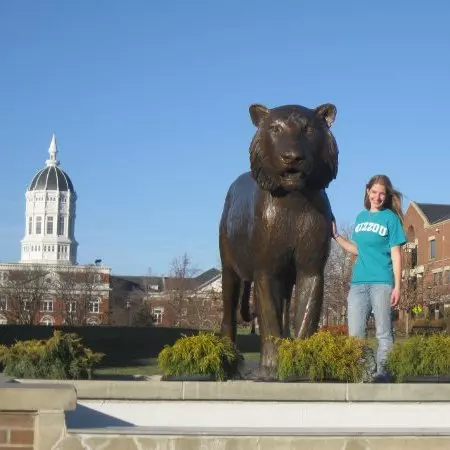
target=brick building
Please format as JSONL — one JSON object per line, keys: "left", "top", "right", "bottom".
{"left": 0, "top": 263, "right": 110, "bottom": 326}
{"left": 110, "top": 268, "right": 222, "bottom": 328}
{"left": 402, "top": 201, "right": 450, "bottom": 318}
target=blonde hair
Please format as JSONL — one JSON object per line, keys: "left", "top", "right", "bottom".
{"left": 364, "top": 174, "right": 404, "bottom": 223}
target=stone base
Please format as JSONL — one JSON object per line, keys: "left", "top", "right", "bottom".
{"left": 57, "top": 432, "right": 450, "bottom": 450}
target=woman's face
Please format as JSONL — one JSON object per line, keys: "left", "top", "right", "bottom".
{"left": 367, "top": 183, "right": 386, "bottom": 211}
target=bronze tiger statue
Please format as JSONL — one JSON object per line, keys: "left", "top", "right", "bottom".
{"left": 219, "top": 102, "right": 339, "bottom": 373}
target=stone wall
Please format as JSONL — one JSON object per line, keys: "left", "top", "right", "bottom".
{"left": 54, "top": 435, "right": 450, "bottom": 450}
{"left": 0, "top": 378, "right": 76, "bottom": 450}
{"left": 3, "top": 376, "right": 450, "bottom": 449}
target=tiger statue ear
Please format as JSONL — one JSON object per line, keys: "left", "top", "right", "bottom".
{"left": 249, "top": 104, "right": 270, "bottom": 127}
{"left": 315, "top": 104, "right": 337, "bottom": 128}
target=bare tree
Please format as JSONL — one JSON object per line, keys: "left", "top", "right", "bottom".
{"left": 186, "top": 289, "right": 222, "bottom": 330}
{"left": 167, "top": 253, "right": 199, "bottom": 327}
{"left": 54, "top": 265, "right": 105, "bottom": 325}
{"left": 0, "top": 264, "right": 51, "bottom": 325}
{"left": 54, "top": 266, "right": 78, "bottom": 325}
{"left": 323, "top": 223, "right": 355, "bottom": 326}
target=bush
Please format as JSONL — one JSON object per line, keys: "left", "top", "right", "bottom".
{"left": 157, "top": 332, "right": 243, "bottom": 380}
{"left": 0, "top": 331, "right": 103, "bottom": 380}
{"left": 0, "top": 340, "right": 46, "bottom": 379}
{"left": 274, "top": 330, "right": 366, "bottom": 382}
{"left": 386, "top": 334, "right": 450, "bottom": 382}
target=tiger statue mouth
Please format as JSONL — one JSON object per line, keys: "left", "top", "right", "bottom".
{"left": 280, "top": 169, "right": 307, "bottom": 190}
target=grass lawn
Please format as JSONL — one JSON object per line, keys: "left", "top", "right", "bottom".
{"left": 94, "top": 352, "right": 261, "bottom": 378}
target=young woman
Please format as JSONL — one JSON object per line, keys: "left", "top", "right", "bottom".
{"left": 332, "top": 174, "right": 406, "bottom": 380}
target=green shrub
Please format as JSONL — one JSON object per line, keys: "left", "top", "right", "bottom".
{"left": 157, "top": 332, "right": 243, "bottom": 380}
{"left": 0, "top": 331, "right": 103, "bottom": 380}
{"left": 0, "top": 339, "right": 46, "bottom": 379}
{"left": 274, "top": 330, "right": 366, "bottom": 382}
{"left": 386, "top": 334, "right": 450, "bottom": 382}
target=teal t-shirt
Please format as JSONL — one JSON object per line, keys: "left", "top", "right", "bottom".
{"left": 351, "top": 208, "right": 406, "bottom": 286}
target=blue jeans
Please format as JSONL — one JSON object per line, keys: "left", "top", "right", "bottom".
{"left": 347, "top": 283, "right": 393, "bottom": 377}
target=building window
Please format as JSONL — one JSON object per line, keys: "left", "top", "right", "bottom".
{"left": 430, "top": 239, "right": 436, "bottom": 259}
{"left": 152, "top": 307, "right": 164, "bottom": 324}
{"left": 22, "top": 299, "right": 30, "bottom": 311}
{"left": 46, "top": 216, "right": 54, "bottom": 235}
{"left": 446, "top": 270, "right": 450, "bottom": 284}
{"left": 42, "top": 299, "right": 53, "bottom": 312}
{"left": 36, "top": 217, "right": 42, "bottom": 234}
{"left": 89, "top": 299, "right": 100, "bottom": 313}
{"left": 58, "top": 216, "right": 65, "bottom": 236}
{"left": 0, "top": 272, "right": 8, "bottom": 282}
{"left": 434, "top": 273, "right": 439, "bottom": 285}
{"left": 67, "top": 301, "right": 77, "bottom": 312}
{"left": 411, "top": 247, "right": 417, "bottom": 268}
{"left": 28, "top": 217, "right": 32, "bottom": 235}
{"left": 439, "top": 272, "right": 443, "bottom": 285}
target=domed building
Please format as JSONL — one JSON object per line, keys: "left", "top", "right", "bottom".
{"left": 0, "top": 135, "right": 111, "bottom": 326}
{"left": 20, "top": 134, "right": 78, "bottom": 264}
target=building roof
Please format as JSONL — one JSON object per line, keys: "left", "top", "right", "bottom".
{"left": 111, "top": 268, "right": 221, "bottom": 293}
{"left": 194, "top": 268, "right": 221, "bottom": 286}
{"left": 112, "top": 275, "right": 164, "bottom": 292}
{"left": 29, "top": 166, "right": 74, "bottom": 192}
{"left": 416, "top": 203, "right": 450, "bottom": 225}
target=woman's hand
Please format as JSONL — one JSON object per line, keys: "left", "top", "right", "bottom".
{"left": 390, "top": 246, "right": 402, "bottom": 307}
{"left": 332, "top": 223, "right": 358, "bottom": 256}
{"left": 332, "top": 221, "right": 339, "bottom": 239}
{"left": 391, "top": 286, "right": 400, "bottom": 306}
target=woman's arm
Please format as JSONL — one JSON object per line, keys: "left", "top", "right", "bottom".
{"left": 390, "top": 245, "right": 402, "bottom": 306}
{"left": 332, "top": 222, "right": 358, "bottom": 255}
{"left": 334, "top": 234, "right": 358, "bottom": 256}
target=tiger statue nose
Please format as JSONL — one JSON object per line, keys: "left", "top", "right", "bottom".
{"left": 280, "top": 150, "right": 303, "bottom": 164}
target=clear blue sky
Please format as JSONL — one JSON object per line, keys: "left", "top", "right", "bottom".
{"left": 1, "top": 1, "right": 449, "bottom": 276}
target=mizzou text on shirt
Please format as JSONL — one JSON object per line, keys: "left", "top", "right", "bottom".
{"left": 354, "top": 221, "right": 388, "bottom": 236}
{"left": 351, "top": 209, "right": 406, "bottom": 285}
